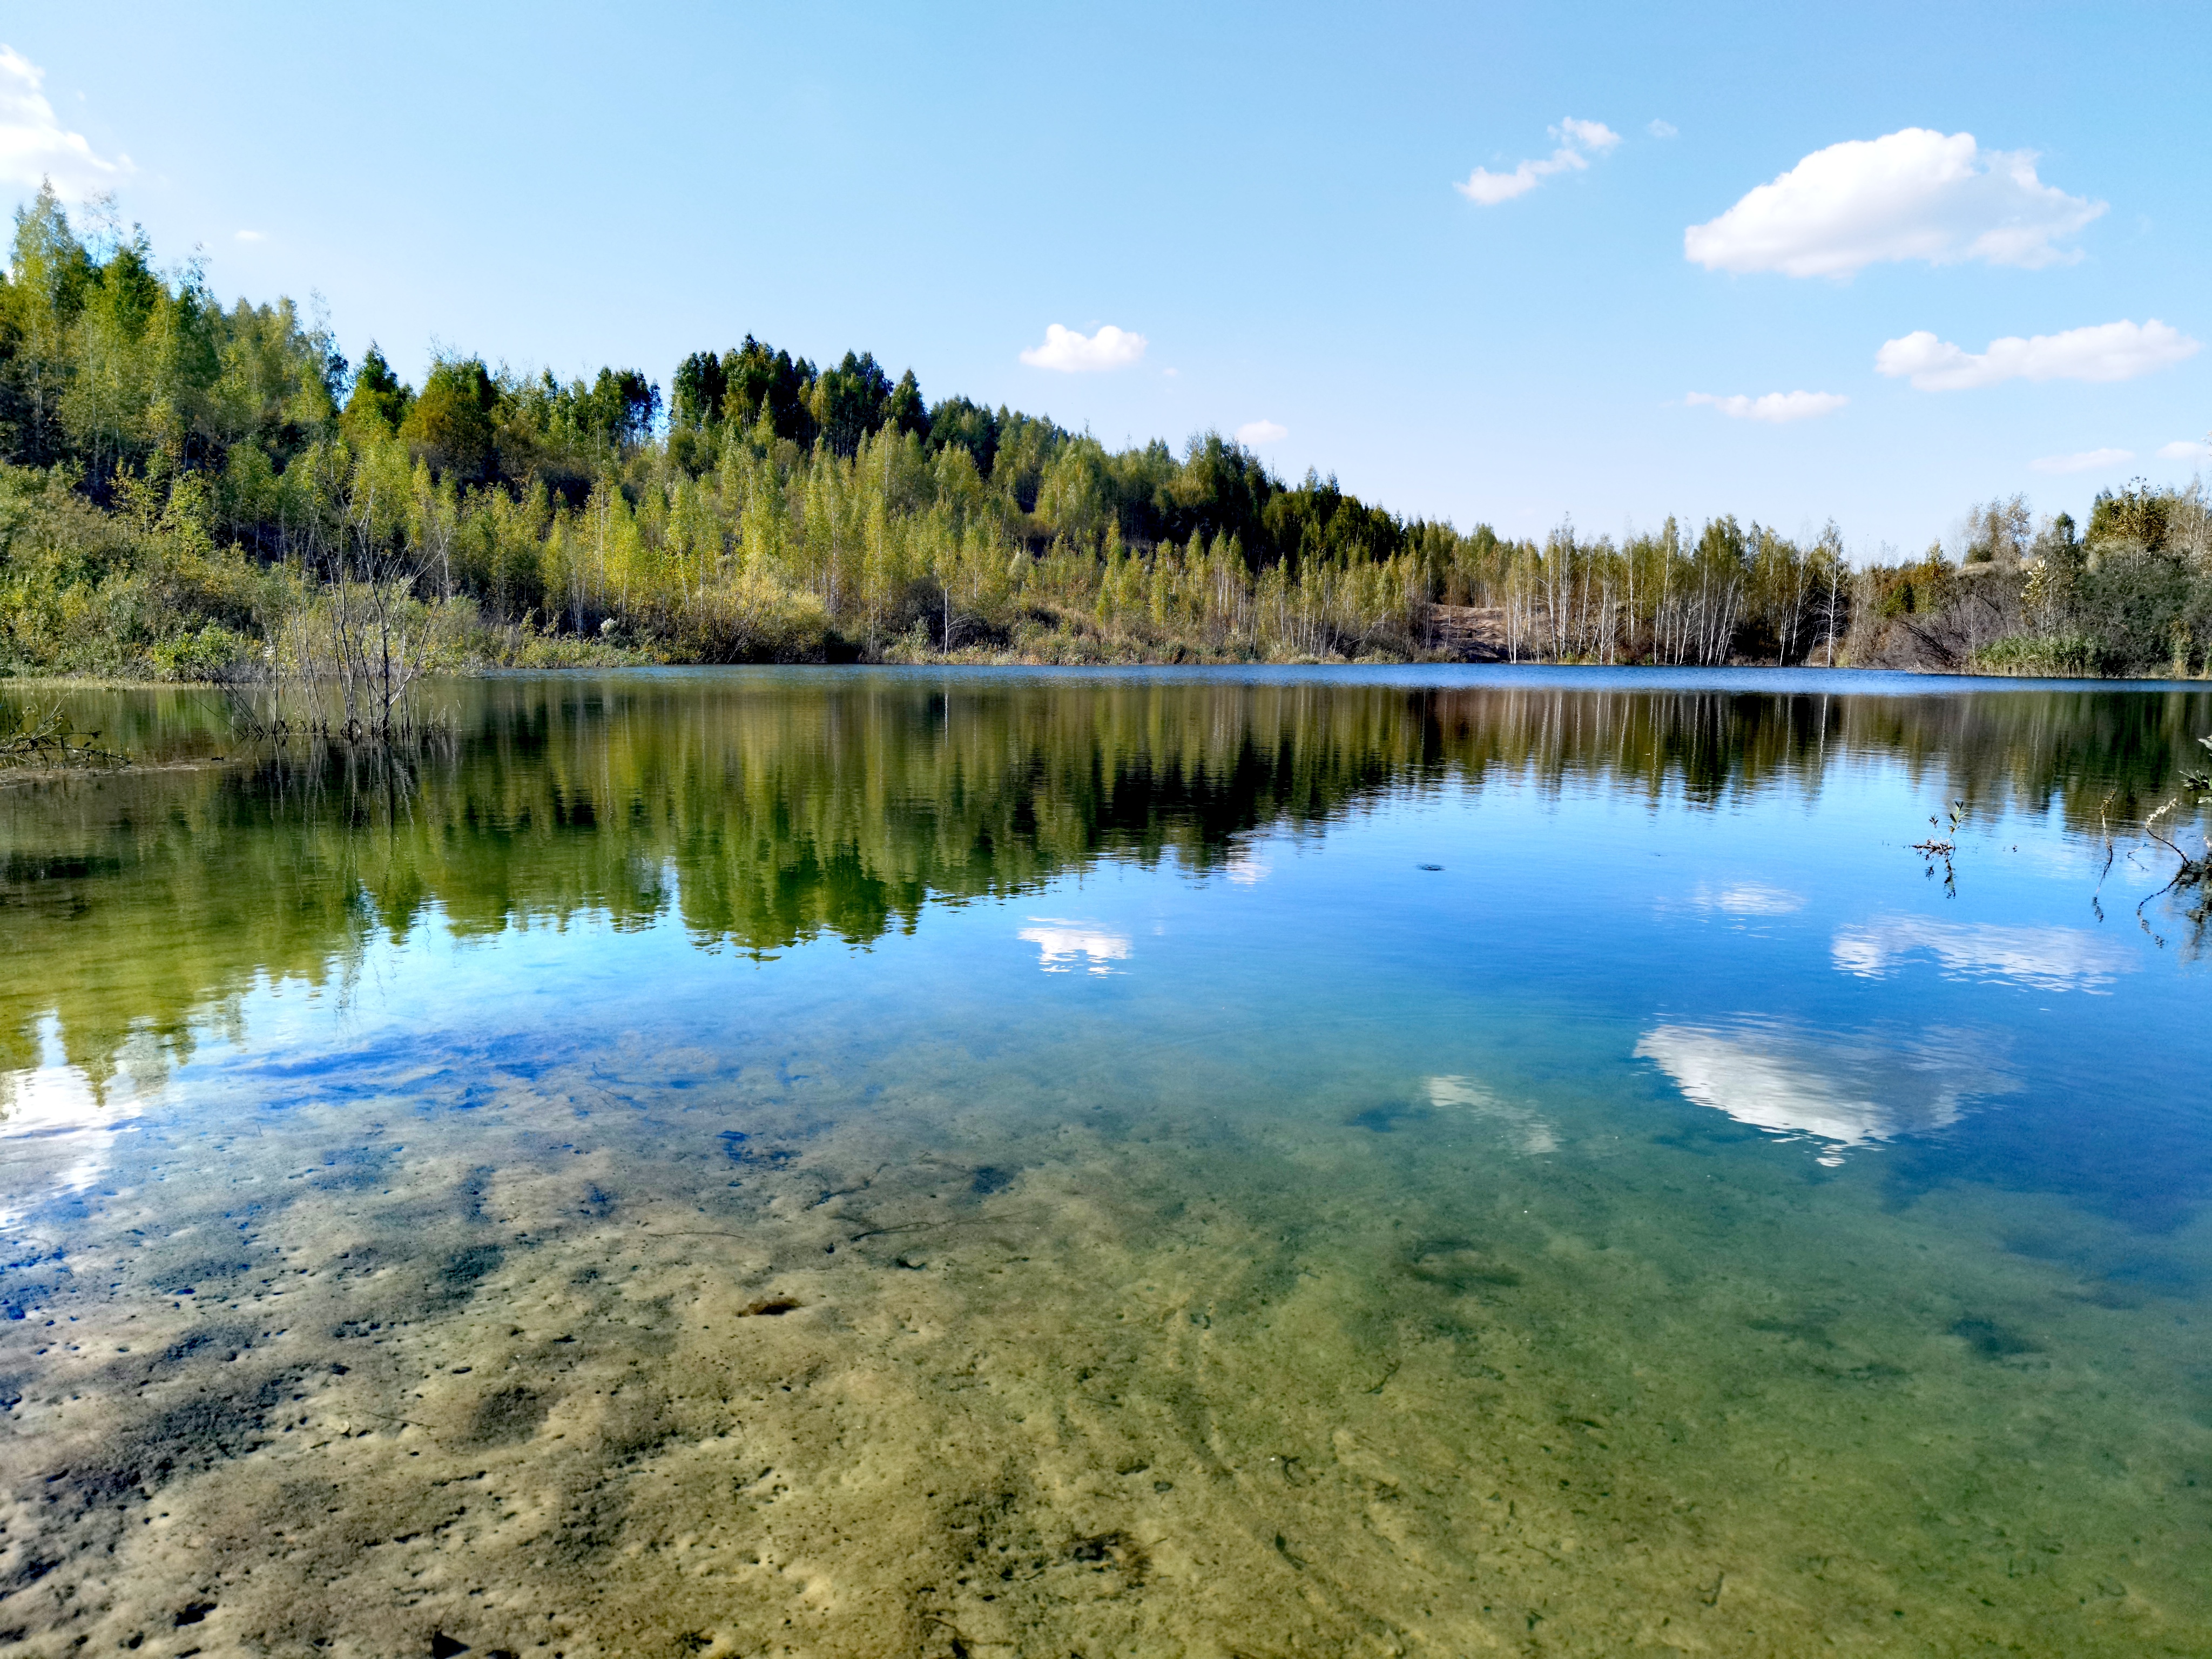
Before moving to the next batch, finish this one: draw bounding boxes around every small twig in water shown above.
[1907,800,1964,895]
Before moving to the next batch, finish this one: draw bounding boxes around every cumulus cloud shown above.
[1235,419,1286,446]
[1555,117,1618,152]
[1684,127,2103,278]
[2159,439,2210,462]
[1020,323,1147,373]
[234,229,265,242]
[1874,319,2198,391]
[1685,389,1849,423]
[1455,117,1620,206]
[1648,119,1678,139]
[0,44,130,200]
[2032,448,2134,476]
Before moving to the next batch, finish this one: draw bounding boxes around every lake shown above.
[2,666,2208,1657]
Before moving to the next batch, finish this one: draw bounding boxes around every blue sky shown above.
[4,1,2206,553]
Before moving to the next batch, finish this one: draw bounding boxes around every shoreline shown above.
[7,658,2210,693]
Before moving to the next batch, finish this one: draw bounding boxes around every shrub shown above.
[1973,634,2103,677]
[150,623,255,681]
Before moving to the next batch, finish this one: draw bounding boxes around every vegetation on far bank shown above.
[2,184,2207,689]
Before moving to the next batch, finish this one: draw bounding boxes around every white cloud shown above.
[1648,119,1678,139]
[1685,389,1849,424]
[1019,323,1147,373]
[1684,127,2103,278]
[0,45,131,201]
[2032,447,2134,476]
[2159,439,2210,462]
[1831,916,2131,989]
[1235,419,1286,446]
[234,229,265,242]
[1555,117,1620,153]
[1874,319,2198,391]
[1455,117,1621,206]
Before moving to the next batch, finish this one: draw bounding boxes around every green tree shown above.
[812,351,893,457]
[399,356,499,483]
[671,349,727,428]
[341,345,413,439]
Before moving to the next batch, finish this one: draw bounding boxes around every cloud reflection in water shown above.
[1635,1017,2014,1165]
[1832,916,2132,992]
[1224,845,1272,887]
[1018,919,1132,975]
[1692,881,1804,916]
[1425,1075,1559,1154]
[0,1018,144,1230]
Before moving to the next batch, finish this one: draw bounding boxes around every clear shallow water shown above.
[1,667,2209,1657]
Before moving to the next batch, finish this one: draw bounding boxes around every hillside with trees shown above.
[1,185,2206,683]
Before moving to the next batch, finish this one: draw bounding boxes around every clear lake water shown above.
[2,666,2209,1657]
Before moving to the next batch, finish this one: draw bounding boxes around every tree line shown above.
[1,184,2205,680]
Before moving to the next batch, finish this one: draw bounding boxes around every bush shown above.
[2074,549,2199,675]
[150,623,255,681]
[0,462,293,678]
[659,574,831,662]
[1973,634,2103,677]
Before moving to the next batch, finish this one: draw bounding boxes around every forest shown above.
[1,184,2207,688]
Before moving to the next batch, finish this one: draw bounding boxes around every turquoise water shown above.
[1,668,2208,1656]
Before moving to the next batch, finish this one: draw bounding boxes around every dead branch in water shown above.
[0,699,126,771]
[2130,736,2212,950]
